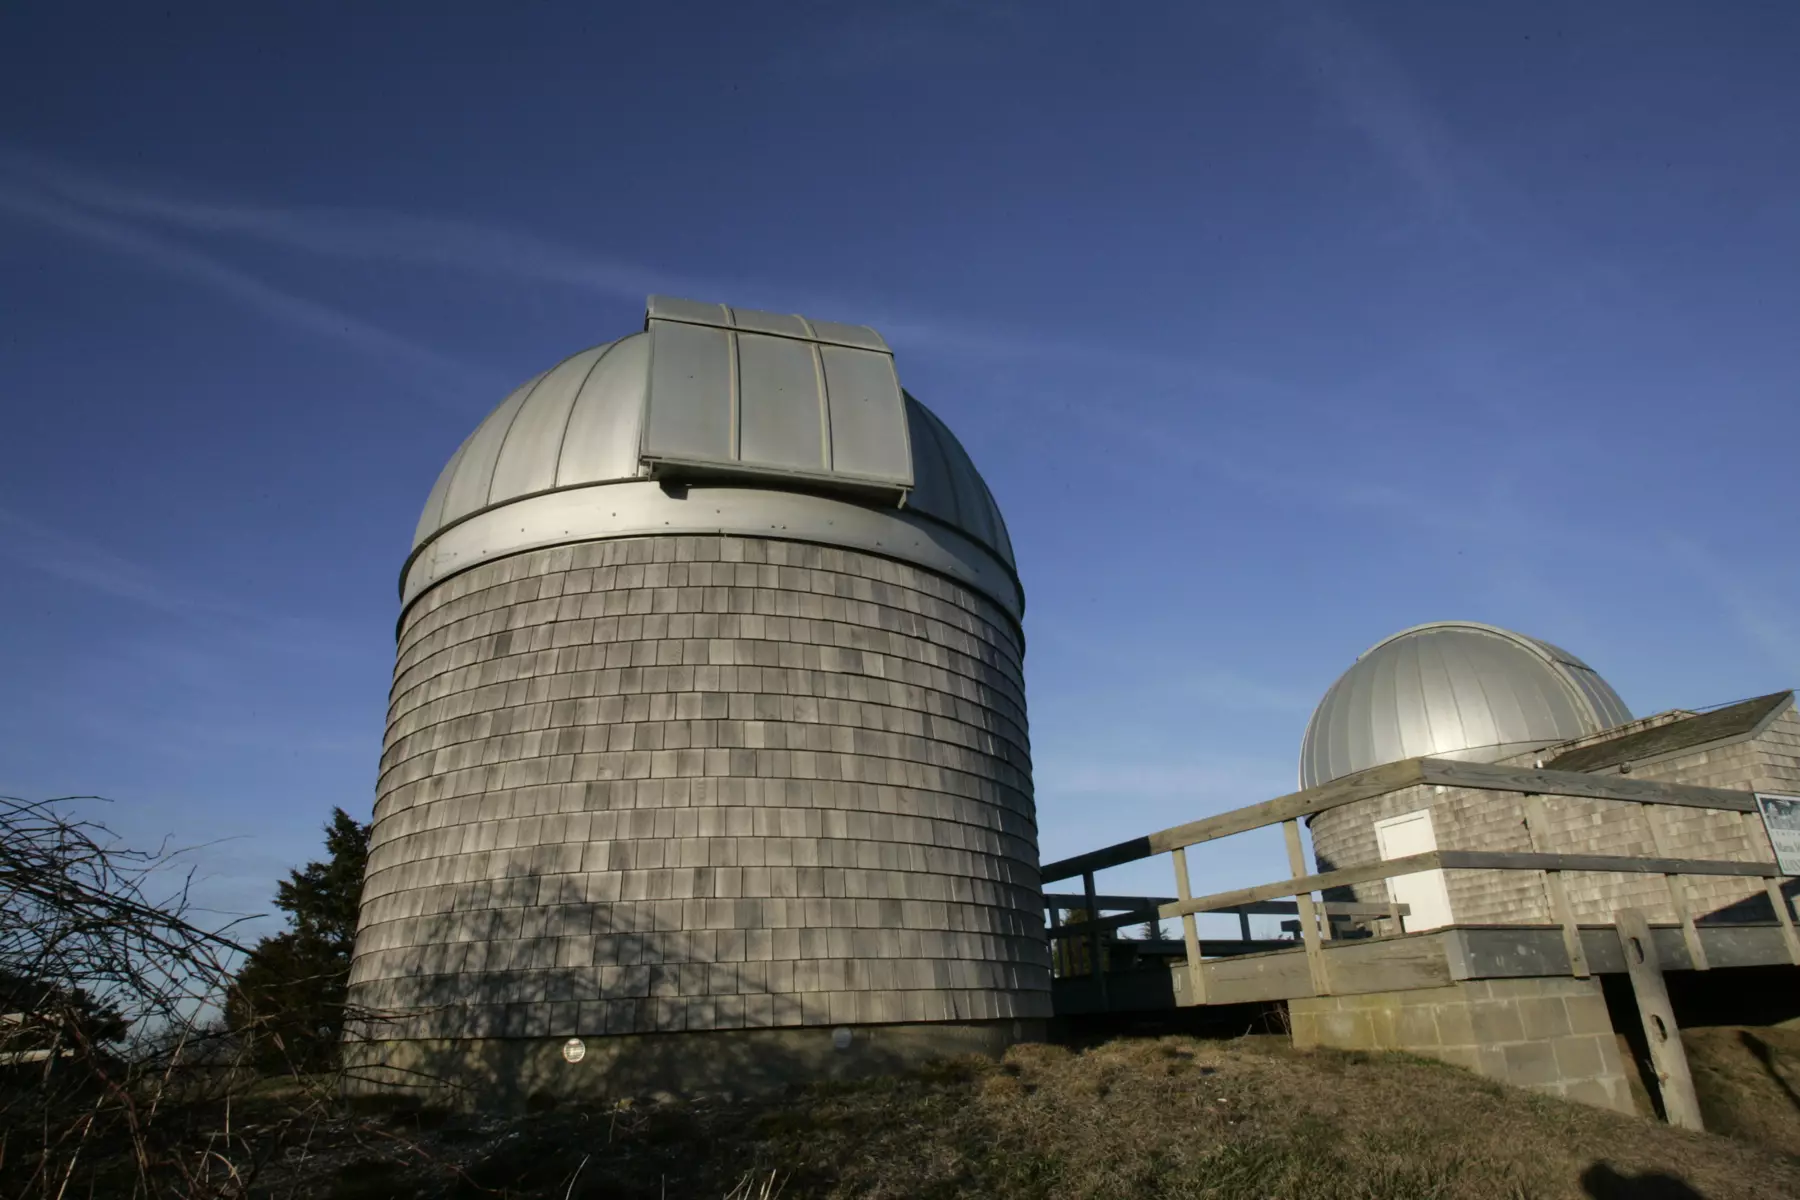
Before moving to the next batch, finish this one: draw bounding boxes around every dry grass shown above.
[1681,1024,1800,1158]
[245,1034,1800,1199]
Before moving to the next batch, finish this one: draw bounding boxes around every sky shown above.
[3,2,1798,943]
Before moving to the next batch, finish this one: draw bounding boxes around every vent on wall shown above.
[639,295,914,503]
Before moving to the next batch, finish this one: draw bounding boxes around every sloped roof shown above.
[1544,691,1794,773]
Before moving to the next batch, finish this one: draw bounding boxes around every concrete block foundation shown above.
[1289,976,1635,1114]
[342,1018,1043,1109]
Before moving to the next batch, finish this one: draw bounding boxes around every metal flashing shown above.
[645,294,890,353]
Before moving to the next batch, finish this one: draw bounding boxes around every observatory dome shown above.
[1299,621,1631,788]
[347,295,1046,1104]
[403,296,1018,619]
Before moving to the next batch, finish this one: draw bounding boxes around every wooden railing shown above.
[1040,756,1800,1007]
[0,1010,72,1067]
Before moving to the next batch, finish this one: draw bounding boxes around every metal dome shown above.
[402,296,1020,619]
[1299,621,1632,788]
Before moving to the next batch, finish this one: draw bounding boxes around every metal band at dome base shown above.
[401,479,1023,627]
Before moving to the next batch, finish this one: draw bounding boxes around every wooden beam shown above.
[1051,909,1166,940]
[1040,758,1428,881]
[1045,898,1409,940]
[1418,759,1756,813]
[1640,803,1708,971]
[1764,879,1800,966]
[1616,908,1704,1131]
[1739,811,1800,966]
[1171,846,1206,1004]
[1522,795,1588,978]
[1156,847,1771,927]
[1083,870,1108,1011]
[1160,852,1445,920]
[1042,893,1174,909]
[1284,819,1330,995]
[1436,850,1777,878]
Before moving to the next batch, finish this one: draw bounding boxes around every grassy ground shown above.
[246,1034,1800,1200]
[1678,1024,1800,1158]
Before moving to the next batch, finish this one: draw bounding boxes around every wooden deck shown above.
[1042,754,1799,1024]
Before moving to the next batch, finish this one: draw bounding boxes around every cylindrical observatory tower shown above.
[344,296,1045,1104]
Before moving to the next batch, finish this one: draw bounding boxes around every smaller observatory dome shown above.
[1299,621,1632,788]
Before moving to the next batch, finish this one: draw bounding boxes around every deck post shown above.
[1638,802,1708,970]
[1523,794,1590,978]
[1283,819,1330,995]
[1082,870,1109,1010]
[1237,908,1253,944]
[1616,908,1704,1131]
[1741,812,1800,965]
[1763,879,1800,966]
[1171,847,1208,1004]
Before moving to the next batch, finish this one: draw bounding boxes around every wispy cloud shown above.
[0,180,478,394]
[774,2,1039,81]
[0,177,478,392]
[0,508,233,620]
[1032,622,1317,714]
[0,148,1301,402]
[1038,754,1293,802]
[0,506,367,666]
[1268,5,1651,335]
[0,148,771,314]
[1271,2,1473,231]
[1664,535,1800,680]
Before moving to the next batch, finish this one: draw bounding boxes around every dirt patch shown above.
[241,1035,1800,1199]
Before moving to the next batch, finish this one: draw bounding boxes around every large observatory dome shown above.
[403,295,1018,620]
[1299,621,1631,788]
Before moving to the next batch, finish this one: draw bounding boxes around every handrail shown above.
[1039,759,1794,1009]
[1039,756,1759,883]
[1154,849,1782,924]
[1047,899,1411,942]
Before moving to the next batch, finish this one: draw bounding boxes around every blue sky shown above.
[3,2,1798,939]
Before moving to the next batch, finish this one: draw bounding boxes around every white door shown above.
[1374,810,1454,933]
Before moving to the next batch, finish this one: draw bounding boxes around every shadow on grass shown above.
[1582,1162,1706,1199]
[1737,1030,1800,1114]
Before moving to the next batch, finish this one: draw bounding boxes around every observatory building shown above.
[344,297,1047,1103]
[1303,621,1799,933]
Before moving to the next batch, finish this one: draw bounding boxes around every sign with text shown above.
[1755,792,1800,876]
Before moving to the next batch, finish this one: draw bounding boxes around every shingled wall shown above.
[1309,698,1799,927]
[344,534,1049,1089]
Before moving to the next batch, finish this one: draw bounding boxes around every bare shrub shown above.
[0,794,423,1198]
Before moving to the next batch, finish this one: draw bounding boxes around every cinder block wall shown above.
[1309,706,1799,926]
[345,534,1050,1067]
[1290,977,1635,1114]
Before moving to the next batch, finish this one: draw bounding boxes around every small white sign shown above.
[562,1037,587,1064]
[1755,792,1800,876]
